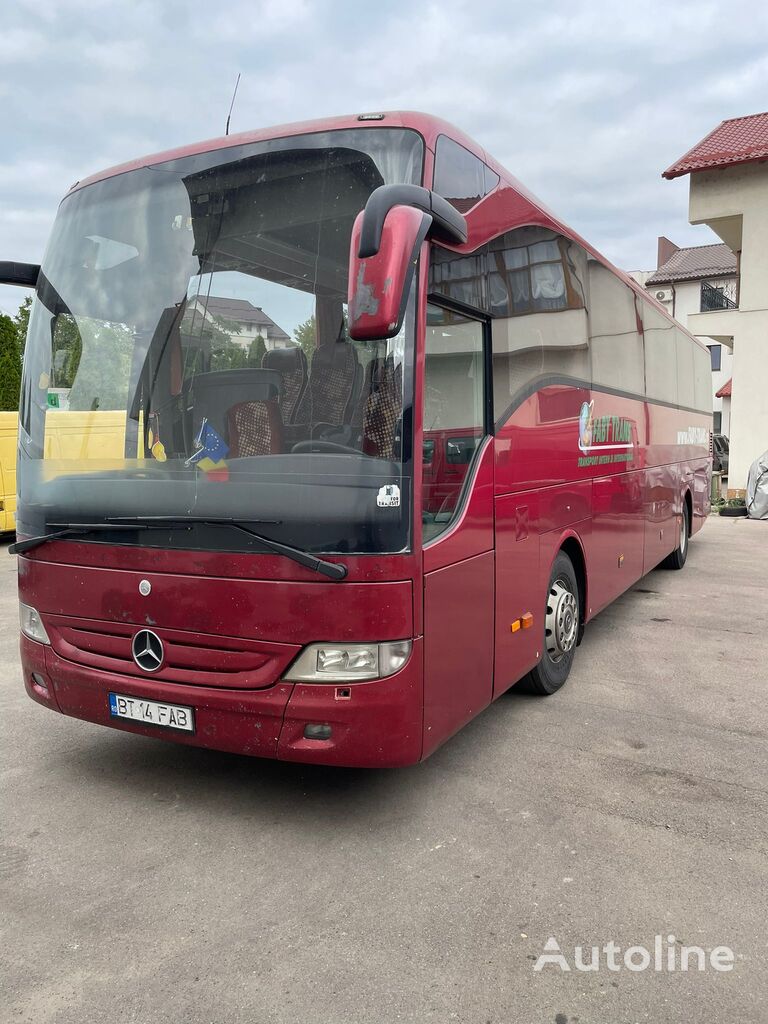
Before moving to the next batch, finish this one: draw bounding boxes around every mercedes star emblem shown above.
[131,629,164,672]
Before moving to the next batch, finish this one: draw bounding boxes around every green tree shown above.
[67,320,134,410]
[51,314,82,388]
[293,316,316,359]
[0,312,22,411]
[210,315,243,339]
[15,296,32,353]
[293,311,349,359]
[210,334,250,371]
[49,314,134,411]
[248,333,267,366]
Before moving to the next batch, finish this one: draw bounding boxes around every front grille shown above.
[45,614,299,690]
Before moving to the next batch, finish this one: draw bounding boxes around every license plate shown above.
[108,692,195,733]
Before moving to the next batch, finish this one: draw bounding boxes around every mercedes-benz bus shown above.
[2,112,711,767]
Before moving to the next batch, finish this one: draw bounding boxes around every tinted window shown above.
[489,228,589,422]
[676,328,696,409]
[708,344,722,371]
[433,136,498,213]
[642,304,677,405]
[422,304,486,542]
[640,305,709,412]
[588,262,645,395]
[693,339,712,412]
[489,228,585,318]
[429,246,487,309]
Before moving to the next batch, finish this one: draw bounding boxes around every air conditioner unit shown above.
[654,288,673,303]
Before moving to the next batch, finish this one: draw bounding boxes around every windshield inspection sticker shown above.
[377,484,401,508]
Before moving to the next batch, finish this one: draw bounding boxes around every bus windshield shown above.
[19,127,423,555]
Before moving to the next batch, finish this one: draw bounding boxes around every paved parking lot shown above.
[2,514,767,1024]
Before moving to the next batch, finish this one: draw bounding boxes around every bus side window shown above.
[433,136,499,215]
[588,260,645,396]
[642,303,677,405]
[693,340,712,412]
[489,227,590,425]
[423,303,486,541]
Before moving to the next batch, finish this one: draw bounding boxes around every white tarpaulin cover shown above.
[746,449,768,520]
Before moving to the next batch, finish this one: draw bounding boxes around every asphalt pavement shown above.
[2,513,767,1023]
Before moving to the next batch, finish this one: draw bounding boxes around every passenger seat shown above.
[296,339,362,438]
[262,345,308,425]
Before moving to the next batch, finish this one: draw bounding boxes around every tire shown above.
[661,500,689,570]
[521,551,580,696]
[719,506,747,517]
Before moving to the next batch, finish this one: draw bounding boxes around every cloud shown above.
[1,0,767,281]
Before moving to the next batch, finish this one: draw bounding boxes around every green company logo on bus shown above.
[578,401,634,466]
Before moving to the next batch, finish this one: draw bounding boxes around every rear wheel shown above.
[661,500,689,570]
[522,552,579,696]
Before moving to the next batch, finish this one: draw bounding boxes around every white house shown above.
[634,237,737,436]
[185,296,291,352]
[662,110,768,496]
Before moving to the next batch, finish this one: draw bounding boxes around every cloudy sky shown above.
[2,0,767,316]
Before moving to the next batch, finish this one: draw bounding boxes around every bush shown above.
[0,313,22,411]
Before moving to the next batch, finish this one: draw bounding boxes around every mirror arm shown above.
[358,185,467,259]
[0,262,40,288]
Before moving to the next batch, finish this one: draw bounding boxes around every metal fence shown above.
[700,279,738,312]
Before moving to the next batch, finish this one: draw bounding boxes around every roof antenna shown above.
[225,73,241,136]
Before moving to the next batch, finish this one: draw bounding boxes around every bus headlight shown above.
[20,602,50,644]
[284,640,412,682]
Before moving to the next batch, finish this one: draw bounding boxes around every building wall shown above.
[225,321,292,352]
[688,162,768,492]
[670,279,733,436]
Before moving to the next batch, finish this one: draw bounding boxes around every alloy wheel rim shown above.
[545,577,578,663]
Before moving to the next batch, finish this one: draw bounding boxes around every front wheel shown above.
[522,552,580,696]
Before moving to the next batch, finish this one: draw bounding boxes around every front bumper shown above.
[21,634,424,768]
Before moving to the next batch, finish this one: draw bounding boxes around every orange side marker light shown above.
[521,613,534,630]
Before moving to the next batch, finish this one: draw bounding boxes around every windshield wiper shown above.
[104,516,348,581]
[9,521,190,555]
[11,516,348,580]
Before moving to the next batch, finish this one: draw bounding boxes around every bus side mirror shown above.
[0,262,40,287]
[347,205,430,341]
[347,184,467,341]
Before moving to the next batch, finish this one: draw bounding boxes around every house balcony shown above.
[700,278,738,312]
[688,279,739,346]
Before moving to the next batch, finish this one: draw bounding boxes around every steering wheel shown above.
[291,440,361,455]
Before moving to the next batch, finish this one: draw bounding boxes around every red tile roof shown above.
[663,111,768,179]
[715,378,732,399]
[645,242,737,285]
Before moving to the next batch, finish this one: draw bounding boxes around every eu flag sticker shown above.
[186,418,230,466]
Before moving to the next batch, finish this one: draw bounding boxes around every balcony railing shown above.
[700,279,738,312]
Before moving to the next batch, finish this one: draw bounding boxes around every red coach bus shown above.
[2,112,711,767]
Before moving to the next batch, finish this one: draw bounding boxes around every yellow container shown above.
[0,409,136,533]
[0,411,18,533]
[43,409,129,461]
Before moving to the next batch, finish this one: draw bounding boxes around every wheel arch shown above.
[555,532,588,640]
[683,486,693,536]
